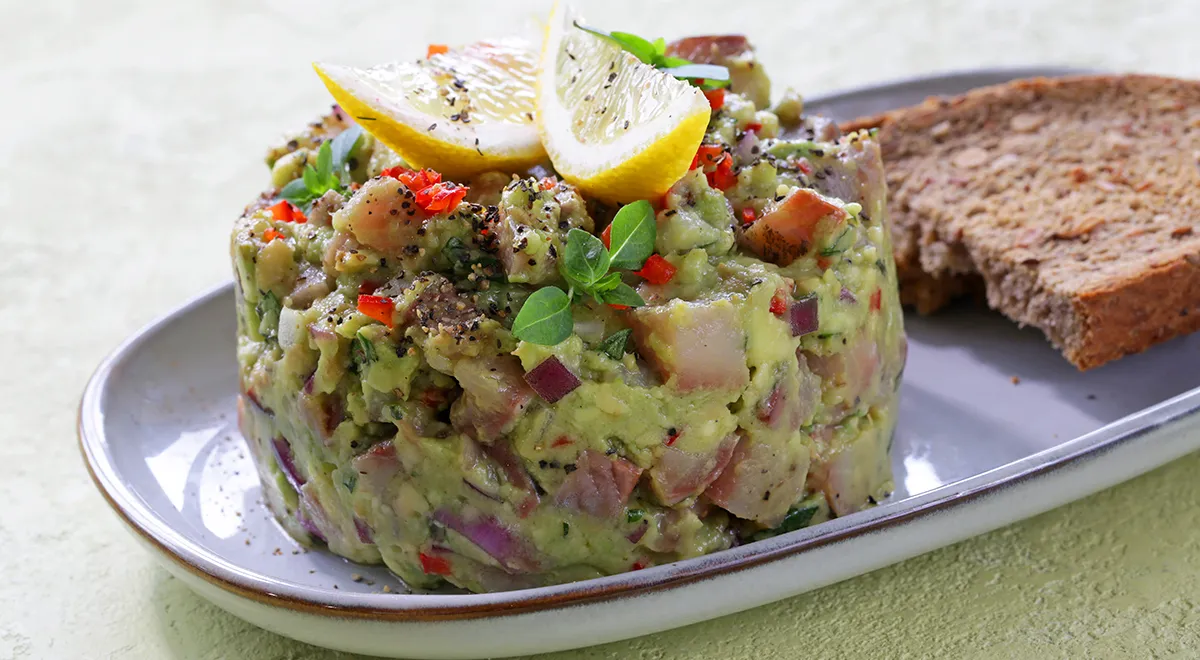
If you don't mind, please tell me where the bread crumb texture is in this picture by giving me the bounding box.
[851,75,1200,369]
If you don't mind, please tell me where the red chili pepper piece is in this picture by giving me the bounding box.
[261,228,284,243]
[769,295,787,316]
[631,560,648,571]
[269,200,293,222]
[745,122,763,133]
[426,44,449,58]
[695,144,724,169]
[380,166,405,179]
[741,207,756,225]
[703,88,725,111]
[707,154,737,190]
[600,224,612,249]
[608,304,630,311]
[431,183,469,213]
[551,436,573,448]
[796,159,814,176]
[665,431,679,446]
[870,288,883,312]
[635,254,677,285]
[419,552,453,575]
[539,177,557,191]
[357,294,395,328]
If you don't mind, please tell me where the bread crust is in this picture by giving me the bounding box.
[847,74,1200,369]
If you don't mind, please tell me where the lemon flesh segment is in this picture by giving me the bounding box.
[537,4,711,203]
[314,39,545,179]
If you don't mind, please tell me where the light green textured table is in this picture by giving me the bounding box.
[4,1,1200,658]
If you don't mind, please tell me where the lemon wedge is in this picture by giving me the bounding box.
[314,39,545,179]
[536,3,711,203]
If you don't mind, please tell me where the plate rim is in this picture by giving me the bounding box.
[78,66,1200,623]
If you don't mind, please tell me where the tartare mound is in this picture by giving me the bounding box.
[233,37,905,593]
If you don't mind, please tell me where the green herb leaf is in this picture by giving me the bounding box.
[599,328,632,360]
[625,507,645,523]
[571,22,730,88]
[563,228,611,288]
[315,140,333,179]
[609,31,658,64]
[329,125,364,174]
[659,63,731,82]
[562,521,570,537]
[599,282,645,308]
[511,286,573,345]
[607,200,656,270]
[302,165,321,192]
[280,178,315,207]
[591,272,622,293]
[658,55,691,68]
[342,472,358,493]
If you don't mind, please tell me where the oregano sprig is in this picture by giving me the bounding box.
[280,124,364,209]
[511,200,658,346]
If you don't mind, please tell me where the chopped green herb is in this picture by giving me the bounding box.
[598,328,632,360]
[626,508,644,524]
[820,226,855,256]
[256,291,281,338]
[350,333,377,370]
[342,472,358,493]
[752,501,820,541]
[385,403,405,421]
[562,521,571,537]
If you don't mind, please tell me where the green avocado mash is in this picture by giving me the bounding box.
[233,41,904,593]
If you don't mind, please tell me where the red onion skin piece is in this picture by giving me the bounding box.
[788,295,819,337]
[297,508,327,543]
[523,356,581,403]
[271,436,305,492]
[353,517,373,544]
[432,510,539,573]
[838,287,857,304]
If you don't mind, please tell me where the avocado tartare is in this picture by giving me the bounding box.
[233,34,905,593]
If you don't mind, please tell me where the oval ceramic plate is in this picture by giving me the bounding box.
[80,68,1200,659]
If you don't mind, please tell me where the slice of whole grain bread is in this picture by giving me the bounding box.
[844,74,1200,369]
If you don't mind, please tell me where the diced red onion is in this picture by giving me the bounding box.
[353,517,373,544]
[297,508,326,543]
[523,356,581,403]
[432,510,539,573]
[839,287,857,304]
[735,129,761,163]
[308,323,337,342]
[626,523,648,544]
[788,295,819,337]
[271,436,305,491]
